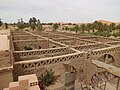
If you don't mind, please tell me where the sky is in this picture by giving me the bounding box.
[0,0,120,23]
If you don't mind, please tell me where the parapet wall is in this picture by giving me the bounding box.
[73,43,109,51]
[10,31,120,88]
[0,50,11,68]
[13,47,75,62]
[13,39,49,51]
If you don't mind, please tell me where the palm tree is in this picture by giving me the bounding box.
[29,17,37,30]
[96,22,103,32]
[103,24,108,31]
[32,17,37,24]
[39,70,55,86]
[74,25,79,33]
[92,21,99,33]
[17,18,25,30]
[93,21,98,28]
[80,24,86,33]
[90,23,95,33]
[93,21,106,33]
[29,18,33,24]
[108,23,116,32]
[97,22,103,32]
[116,24,120,33]
[102,23,110,37]
[86,23,92,33]
[37,19,43,31]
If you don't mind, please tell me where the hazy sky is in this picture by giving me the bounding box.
[0,0,120,23]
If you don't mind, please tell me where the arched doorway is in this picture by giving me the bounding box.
[98,54,115,65]
[61,64,77,90]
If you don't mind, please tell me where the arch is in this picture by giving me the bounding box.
[62,63,77,73]
[61,63,77,88]
[98,54,115,64]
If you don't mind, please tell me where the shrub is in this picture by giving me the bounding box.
[93,31,111,37]
[112,32,120,37]
[39,70,55,86]
[24,45,33,50]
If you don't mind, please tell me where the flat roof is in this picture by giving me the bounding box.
[0,30,10,51]
[9,82,19,87]
[18,74,38,83]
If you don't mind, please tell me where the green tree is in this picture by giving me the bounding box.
[13,23,16,27]
[91,22,97,33]
[103,23,108,31]
[74,25,79,33]
[5,23,8,29]
[93,21,98,30]
[30,23,36,30]
[96,22,103,32]
[0,18,3,27]
[17,19,26,30]
[116,24,120,33]
[32,17,37,24]
[37,19,43,31]
[29,18,33,24]
[92,21,106,33]
[65,26,69,31]
[108,23,116,32]
[93,21,100,31]
[86,23,93,33]
[52,23,59,31]
[80,24,86,33]
[29,17,37,30]
[40,70,55,86]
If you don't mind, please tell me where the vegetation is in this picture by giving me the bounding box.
[29,17,37,30]
[116,24,120,33]
[15,17,44,31]
[74,25,79,33]
[24,45,33,50]
[0,18,3,27]
[5,23,8,29]
[37,19,43,31]
[17,18,26,30]
[28,17,44,31]
[52,23,59,31]
[1,16,120,38]
[62,21,120,37]
[112,32,120,37]
[80,24,86,33]
[39,80,45,90]
[39,70,55,86]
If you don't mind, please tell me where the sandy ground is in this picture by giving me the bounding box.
[105,83,116,90]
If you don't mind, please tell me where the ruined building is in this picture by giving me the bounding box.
[0,30,120,90]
